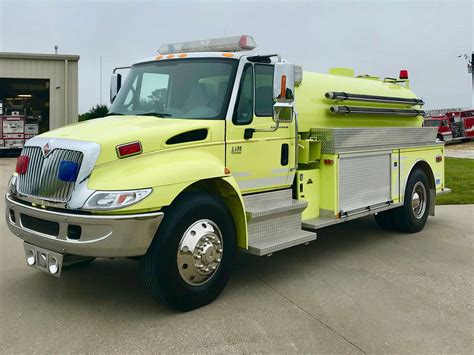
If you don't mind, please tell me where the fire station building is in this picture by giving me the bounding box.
[0,52,79,150]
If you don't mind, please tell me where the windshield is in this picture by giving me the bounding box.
[424,120,441,127]
[109,58,238,119]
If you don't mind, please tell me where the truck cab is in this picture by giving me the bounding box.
[5,36,449,310]
[424,115,453,142]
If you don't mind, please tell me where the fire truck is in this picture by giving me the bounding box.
[5,36,449,310]
[424,110,474,142]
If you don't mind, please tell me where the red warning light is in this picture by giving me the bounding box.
[399,70,409,80]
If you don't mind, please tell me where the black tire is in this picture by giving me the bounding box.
[373,210,395,230]
[393,168,431,233]
[140,191,236,311]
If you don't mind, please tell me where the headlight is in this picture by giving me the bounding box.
[83,188,152,210]
[8,175,18,195]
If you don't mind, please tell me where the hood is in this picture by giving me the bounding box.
[39,115,225,165]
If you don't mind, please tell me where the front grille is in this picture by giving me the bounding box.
[17,147,83,203]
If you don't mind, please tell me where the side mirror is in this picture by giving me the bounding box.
[273,62,295,123]
[110,73,122,103]
[273,102,294,123]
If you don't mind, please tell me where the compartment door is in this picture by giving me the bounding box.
[338,152,391,213]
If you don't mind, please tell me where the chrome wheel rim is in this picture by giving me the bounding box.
[411,182,427,219]
[177,219,223,286]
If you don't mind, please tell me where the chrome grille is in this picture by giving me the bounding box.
[17,147,84,203]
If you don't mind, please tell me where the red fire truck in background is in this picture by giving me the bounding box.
[424,109,474,142]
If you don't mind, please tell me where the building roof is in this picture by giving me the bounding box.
[0,52,80,61]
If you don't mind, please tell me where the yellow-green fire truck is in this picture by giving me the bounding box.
[5,36,450,310]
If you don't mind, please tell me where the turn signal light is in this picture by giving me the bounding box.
[116,141,142,158]
[435,155,443,162]
[399,69,409,80]
[15,155,29,174]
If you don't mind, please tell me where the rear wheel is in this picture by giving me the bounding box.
[393,168,431,233]
[140,191,236,311]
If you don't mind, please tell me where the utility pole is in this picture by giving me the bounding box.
[458,53,473,106]
[100,56,103,105]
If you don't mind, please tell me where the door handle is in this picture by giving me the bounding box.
[281,144,289,166]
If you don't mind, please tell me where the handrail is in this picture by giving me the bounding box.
[326,91,424,106]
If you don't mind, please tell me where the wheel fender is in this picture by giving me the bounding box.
[405,159,436,216]
[181,176,248,249]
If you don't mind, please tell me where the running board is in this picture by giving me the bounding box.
[243,189,316,256]
[302,202,403,231]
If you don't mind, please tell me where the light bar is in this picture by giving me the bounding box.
[158,35,256,54]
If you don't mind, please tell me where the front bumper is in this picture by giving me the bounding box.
[5,194,164,257]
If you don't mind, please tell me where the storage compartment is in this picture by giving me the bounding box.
[4,139,24,147]
[3,133,23,139]
[338,152,391,213]
[298,138,321,164]
[3,119,24,134]
[24,124,39,135]
[296,168,320,220]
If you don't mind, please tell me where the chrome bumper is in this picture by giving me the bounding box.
[5,194,164,257]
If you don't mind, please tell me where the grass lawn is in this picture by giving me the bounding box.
[436,157,474,205]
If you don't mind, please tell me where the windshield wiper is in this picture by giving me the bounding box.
[135,111,172,118]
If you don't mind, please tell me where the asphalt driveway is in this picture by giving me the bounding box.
[0,157,472,353]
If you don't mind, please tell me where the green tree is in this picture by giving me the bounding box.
[78,104,109,122]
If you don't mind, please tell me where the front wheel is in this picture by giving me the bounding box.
[140,191,236,311]
[393,168,431,233]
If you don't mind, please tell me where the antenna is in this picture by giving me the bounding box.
[54,45,58,54]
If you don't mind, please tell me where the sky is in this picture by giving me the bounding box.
[0,0,472,113]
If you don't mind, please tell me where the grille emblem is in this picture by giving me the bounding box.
[42,142,51,157]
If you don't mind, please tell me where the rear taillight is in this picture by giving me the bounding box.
[15,155,29,174]
[116,141,142,158]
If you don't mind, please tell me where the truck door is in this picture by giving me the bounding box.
[225,61,295,194]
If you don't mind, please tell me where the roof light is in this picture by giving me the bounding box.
[399,69,409,80]
[116,141,142,158]
[158,35,256,55]
[15,156,29,174]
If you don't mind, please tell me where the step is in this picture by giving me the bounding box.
[247,230,317,256]
[244,189,307,220]
[302,216,341,230]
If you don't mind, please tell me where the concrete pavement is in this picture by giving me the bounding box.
[0,158,473,353]
[445,142,474,159]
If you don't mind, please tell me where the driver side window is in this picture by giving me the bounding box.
[233,64,253,125]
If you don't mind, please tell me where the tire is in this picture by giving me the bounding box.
[373,210,395,230]
[140,191,236,311]
[393,168,431,233]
